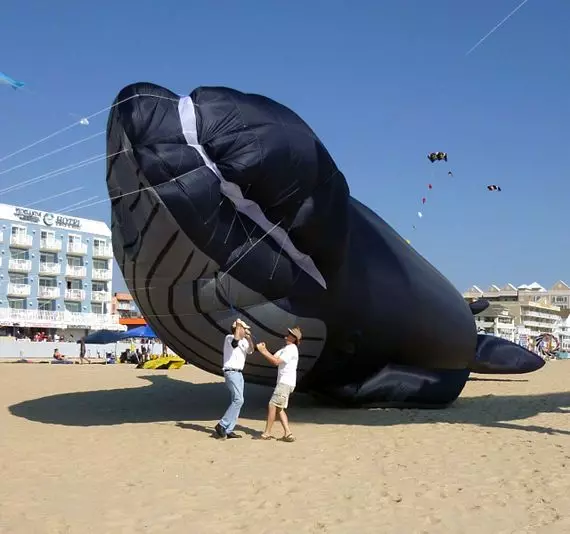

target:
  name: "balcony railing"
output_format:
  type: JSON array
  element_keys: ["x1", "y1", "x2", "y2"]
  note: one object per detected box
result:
[
  {"x1": 0, "y1": 309, "x2": 125, "y2": 331},
  {"x1": 7, "y1": 283, "x2": 31, "y2": 297},
  {"x1": 65, "y1": 265, "x2": 87, "y2": 278},
  {"x1": 39, "y1": 238, "x2": 63, "y2": 252},
  {"x1": 92, "y1": 244, "x2": 113, "y2": 258},
  {"x1": 92, "y1": 269, "x2": 112, "y2": 281},
  {"x1": 39, "y1": 262, "x2": 61, "y2": 275},
  {"x1": 10, "y1": 234, "x2": 33, "y2": 248},
  {"x1": 8, "y1": 259, "x2": 32, "y2": 272},
  {"x1": 91, "y1": 291, "x2": 111, "y2": 302},
  {"x1": 67, "y1": 242, "x2": 88, "y2": 255},
  {"x1": 65, "y1": 289, "x2": 85, "y2": 301},
  {"x1": 38, "y1": 286, "x2": 60, "y2": 299}
]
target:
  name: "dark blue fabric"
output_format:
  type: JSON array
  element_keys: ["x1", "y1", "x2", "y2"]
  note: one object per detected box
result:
[{"x1": 106, "y1": 82, "x2": 545, "y2": 408}]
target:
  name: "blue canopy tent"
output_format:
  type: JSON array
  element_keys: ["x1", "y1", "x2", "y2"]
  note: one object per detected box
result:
[
  {"x1": 117, "y1": 325, "x2": 157, "y2": 340},
  {"x1": 81, "y1": 329, "x2": 124, "y2": 344}
]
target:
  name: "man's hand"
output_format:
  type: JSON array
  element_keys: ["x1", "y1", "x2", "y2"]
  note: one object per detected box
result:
[{"x1": 256, "y1": 342, "x2": 266, "y2": 352}]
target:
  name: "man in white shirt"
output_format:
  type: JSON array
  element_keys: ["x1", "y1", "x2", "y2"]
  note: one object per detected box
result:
[
  {"x1": 214, "y1": 318, "x2": 254, "y2": 439},
  {"x1": 256, "y1": 326, "x2": 301, "y2": 442}
]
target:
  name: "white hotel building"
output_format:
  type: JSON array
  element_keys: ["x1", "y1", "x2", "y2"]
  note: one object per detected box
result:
[
  {"x1": 0, "y1": 202, "x2": 124, "y2": 337},
  {"x1": 463, "y1": 281, "x2": 569, "y2": 346}
]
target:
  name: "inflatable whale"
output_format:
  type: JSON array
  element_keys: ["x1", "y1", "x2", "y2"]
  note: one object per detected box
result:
[{"x1": 106, "y1": 82, "x2": 544, "y2": 408}]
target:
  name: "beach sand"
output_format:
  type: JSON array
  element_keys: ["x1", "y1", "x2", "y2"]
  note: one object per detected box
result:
[{"x1": 0, "y1": 361, "x2": 568, "y2": 534}]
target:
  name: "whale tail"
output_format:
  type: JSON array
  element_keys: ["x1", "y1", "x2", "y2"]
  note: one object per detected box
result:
[{"x1": 470, "y1": 334, "x2": 545, "y2": 374}]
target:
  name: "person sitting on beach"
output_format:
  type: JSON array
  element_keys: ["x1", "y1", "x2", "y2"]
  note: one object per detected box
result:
[
  {"x1": 214, "y1": 318, "x2": 254, "y2": 440},
  {"x1": 256, "y1": 327, "x2": 302, "y2": 443},
  {"x1": 53, "y1": 348, "x2": 65, "y2": 361}
]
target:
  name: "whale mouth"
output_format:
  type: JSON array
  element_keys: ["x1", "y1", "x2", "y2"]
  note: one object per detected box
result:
[{"x1": 176, "y1": 95, "x2": 327, "y2": 291}]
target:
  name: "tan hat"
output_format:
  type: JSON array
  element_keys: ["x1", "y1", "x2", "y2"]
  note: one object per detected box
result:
[
  {"x1": 287, "y1": 327, "x2": 302, "y2": 341},
  {"x1": 232, "y1": 318, "x2": 251, "y2": 330}
]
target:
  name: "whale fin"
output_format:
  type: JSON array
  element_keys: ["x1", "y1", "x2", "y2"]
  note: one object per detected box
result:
[
  {"x1": 469, "y1": 299, "x2": 489, "y2": 315},
  {"x1": 470, "y1": 334, "x2": 545, "y2": 374},
  {"x1": 308, "y1": 364, "x2": 470, "y2": 408}
]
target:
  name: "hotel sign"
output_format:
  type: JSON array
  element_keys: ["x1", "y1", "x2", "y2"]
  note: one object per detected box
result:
[{"x1": 13, "y1": 207, "x2": 81, "y2": 230}]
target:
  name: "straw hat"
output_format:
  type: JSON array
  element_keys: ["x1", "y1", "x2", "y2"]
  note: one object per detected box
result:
[
  {"x1": 287, "y1": 327, "x2": 302, "y2": 341},
  {"x1": 232, "y1": 318, "x2": 251, "y2": 330}
]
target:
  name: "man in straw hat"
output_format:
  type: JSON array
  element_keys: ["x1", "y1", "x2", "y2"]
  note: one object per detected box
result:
[
  {"x1": 214, "y1": 318, "x2": 254, "y2": 439},
  {"x1": 256, "y1": 326, "x2": 302, "y2": 442}
]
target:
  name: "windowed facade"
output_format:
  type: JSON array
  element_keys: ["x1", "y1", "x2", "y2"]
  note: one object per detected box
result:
[{"x1": 0, "y1": 202, "x2": 121, "y2": 332}]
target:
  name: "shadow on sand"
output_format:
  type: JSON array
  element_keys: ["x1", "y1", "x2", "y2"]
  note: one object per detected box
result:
[{"x1": 8, "y1": 374, "x2": 570, "y2": 437}]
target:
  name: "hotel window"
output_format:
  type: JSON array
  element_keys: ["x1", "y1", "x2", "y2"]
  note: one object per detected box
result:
[
  {"x1": 66, "y1": 279, "x2": 82, "y2": 290},
  {"x1": 39, "y1": 277, "x2": 57, "y2": 288},
  {"x1": 93, "y1": 259, "x2": 108, "y2": 271},
  {"x1": 92, "y1": 281, "x2": 107, "y2": 293},
  {"x1": 91, "y1": 302, "x2": 103, "y2": 314},
  {"x1": 38, "y1": 300, "x2": 55, "y2": 311},
  {"x1": 67, "y1": 256, "x2": 83, "y2": 267},
  {"x1": 11, "y1": 225, "x2": 27, "y2": 238},
  {"x1": 40, "y1": 230, "x2": 55, "y2": 241},
  {"x1": 93, "y1": 238, "x2": 107, "y2": 248},
  {"x1": 64, "y1": 301, "x2": 81, "y2": 313},
  {"x1": 9, "y1": 248, "x2": 28, "y2": 260},
  {"x1": 8, "y1": 298, "x2": 25, "y2": 309},
  {"x1": 9, "y1": 273, "x2": 28, "y2": 284},
  {"x1": 68, "y1": 234, "x2": 81, "y2": 245},
  {"x1": 40, "y1": 252, "x2": 58, "y2": 264}
]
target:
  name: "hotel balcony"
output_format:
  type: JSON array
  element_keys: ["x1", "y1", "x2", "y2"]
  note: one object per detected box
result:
[
  {"x1": 10, "y1": 234, "x2": 33, "y2": 248},
  {"x1": 7, "y1": 283, "x2": 31, "y2": 297},
  {"x1": 39, "y1": 238, "x2": 63, "y2": 252},
  {"x1": 38, "y1": 286, "x2": 60, "y2": 299},
  {"x1": 65, "y1": 265, "x2": 87, "y2": 278},
  {"x1": 65, "y1": 289, "x2": 86, "y2": 301},
  {"x1": 92, "y1": 268, "x2": 112, "y2": 281},
  {"x1": 67, "y1": 242, "x2": 88, "y2": 255},
  {"x1": 8, "y1": 258, "x2": 32, "y2": 272},
  {"x1": 39, "y1": 262, "x2": 61, "y2": 276},
  {"x1": 0, "y1": 309, "x2": 126, "y2": 331},
  {"x1": 91, "y1": 291, "x2": 111, "y2": 302},
  {"x1": 92, "y1": 244, "x2": 113, "y2": 259}
]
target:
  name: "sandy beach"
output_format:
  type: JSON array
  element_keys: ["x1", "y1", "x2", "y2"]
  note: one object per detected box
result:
[{"x1": 0, "y1": 361, "x2": 568, "y2": 534}]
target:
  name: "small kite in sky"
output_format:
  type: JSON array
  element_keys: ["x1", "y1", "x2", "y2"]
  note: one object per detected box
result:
[{"x1": 0, "y1": 71, "x2": 25, "y2": 90}]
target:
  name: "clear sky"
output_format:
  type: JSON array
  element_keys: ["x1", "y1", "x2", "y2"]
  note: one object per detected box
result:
[{"x1": 1, "y1": 0, "x2": 567, "y2": 294}]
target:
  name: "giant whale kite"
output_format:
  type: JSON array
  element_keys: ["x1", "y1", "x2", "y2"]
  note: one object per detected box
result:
[{"x1": 106, "y1": 82, "x2": 544, "y2": 408}]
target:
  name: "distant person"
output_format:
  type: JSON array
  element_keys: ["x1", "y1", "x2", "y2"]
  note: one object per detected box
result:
[
  {"x1": 214, "y1": 318, "x2": 254, "y2": 440},
  {"x1": 79, "y1": 338, "x2": 90, "y2": 364},
  {"x1": 52, "y1": 348, "x2": 73, "y2": 364},
  {"x1": 256, "y1": 327, "x2": 301, "y2": 442}
]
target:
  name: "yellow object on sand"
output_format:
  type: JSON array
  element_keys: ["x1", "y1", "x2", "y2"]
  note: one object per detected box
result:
[{"x1": 137, "y1": 355, "x2": 185, "y2": 370}]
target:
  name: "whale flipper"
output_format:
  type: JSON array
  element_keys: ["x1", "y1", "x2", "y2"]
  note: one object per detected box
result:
[
  {"x1": 470, "y1": 334, "x2": 545, "y2": 374},
  {"x1": 469, "y1": 299, "x2": 490, "y2": 315},
  {"x1": 310, "y1": 364, "x2": 471, "y2": 408}
]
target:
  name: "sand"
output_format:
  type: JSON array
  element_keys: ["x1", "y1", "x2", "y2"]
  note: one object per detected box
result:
[{"x1": 0, "y1": 361, "x2": 568, "y2": 534}]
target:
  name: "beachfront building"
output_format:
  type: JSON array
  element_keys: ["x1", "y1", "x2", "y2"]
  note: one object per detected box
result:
[
  {"x1": 464, "y1": 282, "x2": 566, "y2": 340},
  {"x1": 464, "y1": 281, "x2": 570, "y2": 309},
  {"x1": 111, "y1": 291, "x2": 146, "y2": 329},
  {"x1": 0, "y1": 202, "x2": 124, "y2": 338},
  {"x1": 474, "y1": 303, "x2": 517, "y2": 342}
]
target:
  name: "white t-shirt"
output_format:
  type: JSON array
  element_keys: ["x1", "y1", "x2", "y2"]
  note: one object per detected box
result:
[
  {"x1": 222, "y1": 334, "x2": 252, "y2": 370},
  {"x1": 276, "y1": 344, "x2": 299, "y2": 388}
]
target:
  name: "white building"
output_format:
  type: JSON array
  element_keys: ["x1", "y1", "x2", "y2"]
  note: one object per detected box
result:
[{"x1": 0, "y1": 202, "x2": 125, "y2": 338}]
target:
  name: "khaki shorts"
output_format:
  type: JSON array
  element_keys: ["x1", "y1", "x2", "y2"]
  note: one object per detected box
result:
[{"x1": 269, "y1": 383, "x2": 295, "y2": 409}]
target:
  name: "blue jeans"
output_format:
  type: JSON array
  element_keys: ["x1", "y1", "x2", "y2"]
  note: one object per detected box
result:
[{"x1": 219, "y1": 370, "x2": 245, "y2": 433}]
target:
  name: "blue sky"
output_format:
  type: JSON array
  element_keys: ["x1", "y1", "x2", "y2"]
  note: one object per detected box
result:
[{"x1": 0, "y1": 0, "x2": 567, "y2": 293}]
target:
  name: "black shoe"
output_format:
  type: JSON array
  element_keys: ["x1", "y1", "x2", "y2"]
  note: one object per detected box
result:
[
  {"x1": 214, "y1": 423, "x2": 227, "y2": 439},
  {"x1": 226, "y1": 432, "x2": 242, "y2": 439}
]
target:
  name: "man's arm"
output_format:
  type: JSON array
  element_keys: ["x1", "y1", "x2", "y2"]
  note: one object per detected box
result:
[
  {"x1": 244, "y1": 333, "x2": 254, "y2": 354},
  {"x1": 256, "y1": 343, "x2": 289, "y2": 367}
]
